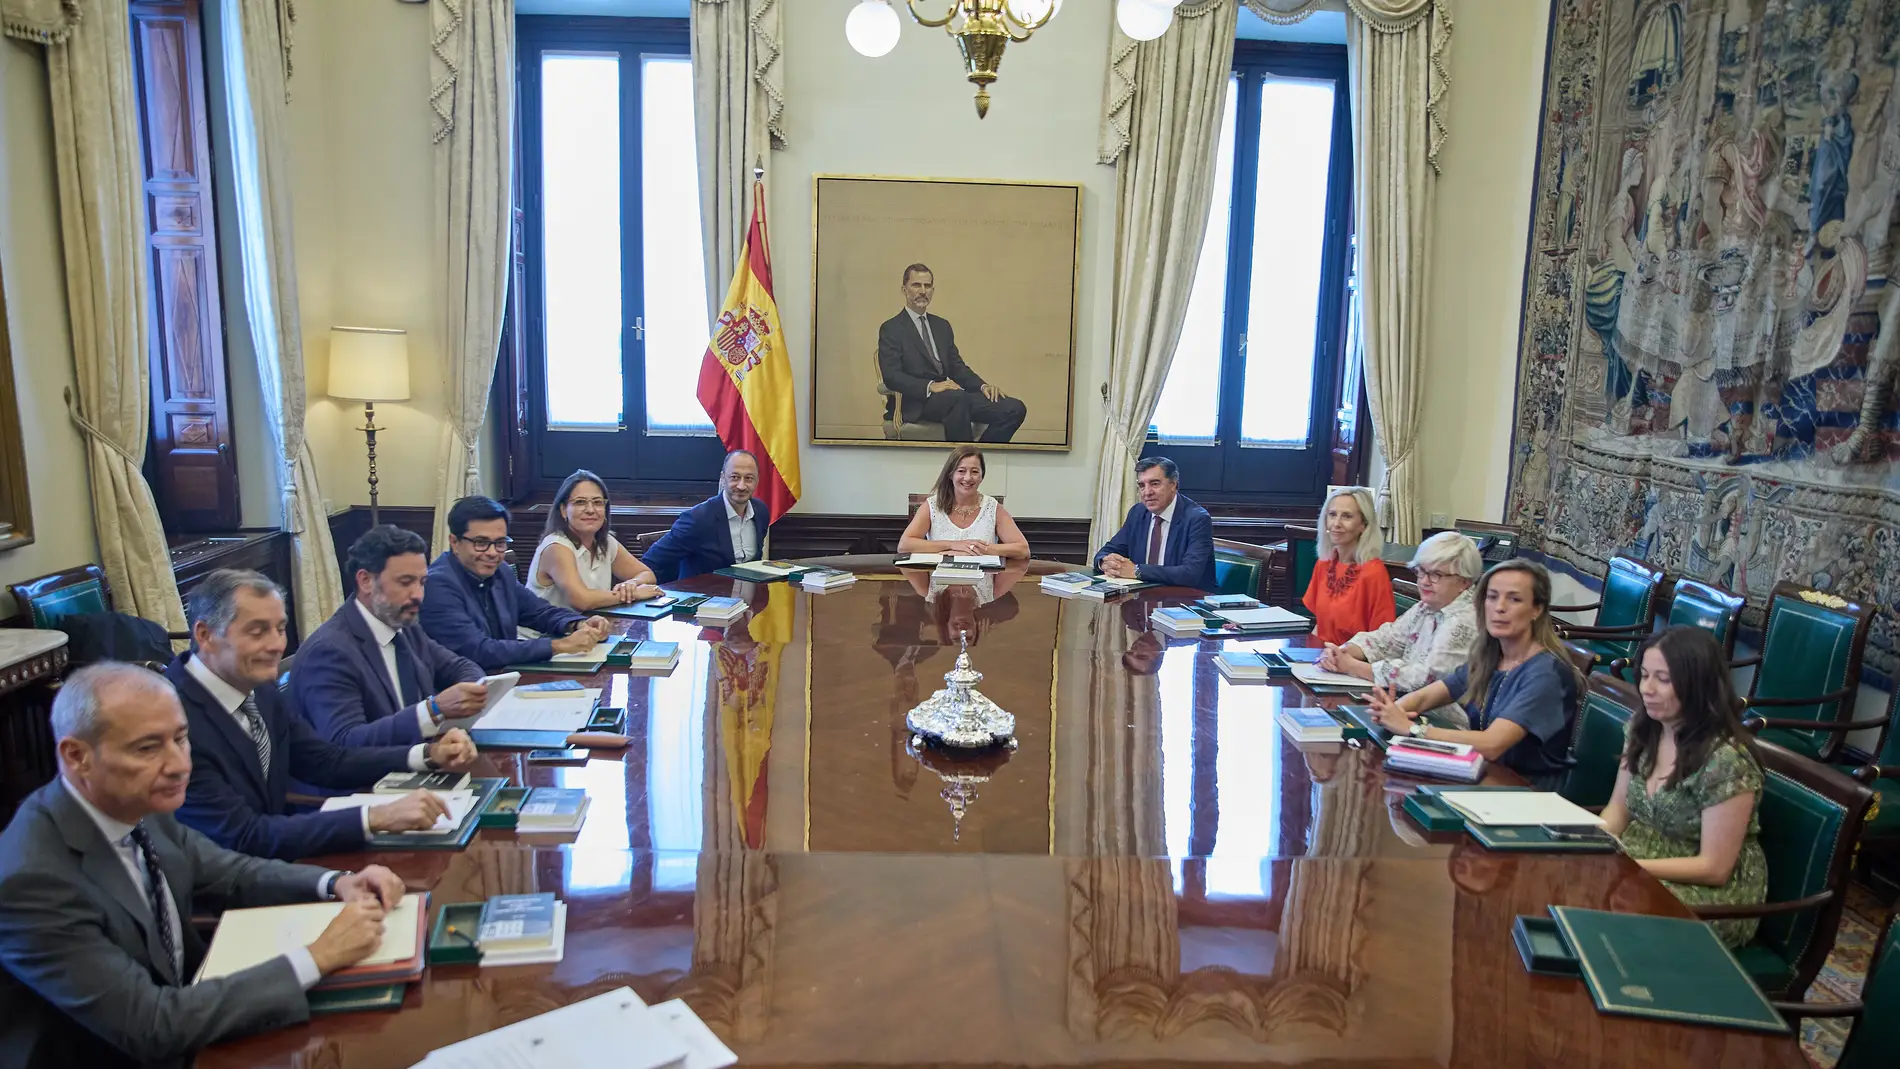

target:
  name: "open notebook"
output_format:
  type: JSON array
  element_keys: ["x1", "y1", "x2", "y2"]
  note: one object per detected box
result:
[{"x1": 196, "y1": 894, "x2": 424, "y2": 983}]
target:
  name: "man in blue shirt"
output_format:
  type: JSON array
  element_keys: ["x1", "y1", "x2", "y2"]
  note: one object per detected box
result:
[{"x1": 419, "y1": 497, "x2": 612, "y2": 672}]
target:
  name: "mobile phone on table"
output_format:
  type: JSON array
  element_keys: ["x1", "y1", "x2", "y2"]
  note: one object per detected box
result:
[
  {"x1": 526, "y1": 748, "x2": 589, "y2": 764},
  {"x1": 1397, "y1": 738, "x2": 1462, "y2": 755},
  {"x1": 1540, "y1": 823, "x2": 1614, "y2": 844},
  {"x1": 647, "y1": 595, "x2": 676, "y2": 607}
]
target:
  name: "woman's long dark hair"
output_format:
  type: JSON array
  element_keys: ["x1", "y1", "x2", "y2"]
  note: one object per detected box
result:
[
  {"x1": 1622, "y1": 626, "x2": 1753, "y2": 790},
  {"x1": 931, "y1": 445, "x2": 986, "y2": 517},
  {"x1": 543, "y1": 469, "x2": 613, "y2": 561}
]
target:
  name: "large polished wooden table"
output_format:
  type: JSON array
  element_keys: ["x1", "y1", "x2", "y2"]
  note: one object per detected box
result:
[{"x1": 203, "y1": 558, "x2": 1806, "y2": 1069}]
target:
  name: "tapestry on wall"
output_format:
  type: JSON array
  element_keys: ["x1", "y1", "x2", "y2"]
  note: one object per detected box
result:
[{"x1": 1505, "y1": 0, "x2": 1900, "y2": 678}]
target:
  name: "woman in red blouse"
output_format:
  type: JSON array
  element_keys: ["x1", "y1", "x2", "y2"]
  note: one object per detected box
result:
[{"x1": 1302, "y1": 486, "x2": 1396, "y2": 644}]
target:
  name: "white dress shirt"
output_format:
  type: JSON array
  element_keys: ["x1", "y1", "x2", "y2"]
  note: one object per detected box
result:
[
  {"x1": 59, "y1": 777, "x2": 325, "y2": 989},
  {"x1": 354, "y1": 600, "x2": 442, "y2": 739},
  {"x1": 724, "y1": 496, "x2": 758, "y2": 564},
  {"x1": 183, "y1": 655, "x2": 427, "y2": 837},
  {"x1": 1146, "y1": 497, "x2": 1180, "y2": 568}
]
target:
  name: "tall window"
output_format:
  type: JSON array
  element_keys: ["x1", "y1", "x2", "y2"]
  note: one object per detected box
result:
[
  {"x1": 1146, "y1": 42, "x2": 1355, "y2": 505},
  {"x1": 519, "y1": 17, "x2": 719, "y2": 488}
]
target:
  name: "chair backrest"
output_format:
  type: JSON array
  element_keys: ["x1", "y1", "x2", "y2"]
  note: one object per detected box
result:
[
  {"x1": 1391, "y1": 578, "x2": 1420, "y2": 616},
  {"x1": 1752, "y1": 738, "x2": 1873, "y2": 999},
  {"x1": 1449, "y1": 518, "x2": 1519, "y2": 562},
  {"x1": 1595, "y1": 555, "x2": 1664, "y2": 630},
  {"x1": 1559, "y1": 639, "x2": 1597, "y2": 679},
  {"x1": 634, "y1": 529, "x2": 665, "y2": 551},
  {"x1": 905, "y1": 493, "x2": 1008, "y2": 518},
  {"x1": 1210, "y1": 537, "x2": 1273, "y2": 601},
  {"x1": 1664, "y1": 577, "x2": 1745, "y2": 656},
  {"x1": 1873, "y1": 686, "x2": 1900, "y2": 768},
  {"x1": 8, "y1": 565, "x2": 114, "y2": 629},
  {"x1": 1562, "y1": 674, "x2": 1638, "y2": 807},
  {"x1": 1837, "y1": 912, "x2": 1900, "y2": 1069},
  {"x1": 1749, "y1": 582, "x2": 1874, "y2": 760},
  {"x1": 1285, "y1": 524, "x2": 1317, "y2": 611}
]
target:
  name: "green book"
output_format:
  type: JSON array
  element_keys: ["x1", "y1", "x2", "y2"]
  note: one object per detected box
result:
[
  {"x1": 307, "y1": 983, "x2": 406, "y2": 1014},
  {"x1": 1467, "y1": 822, "x2": 1618, "y2": 853},
  {"x1": 1547, "y1": 906, "x2": 1789, "y2": 1034}
]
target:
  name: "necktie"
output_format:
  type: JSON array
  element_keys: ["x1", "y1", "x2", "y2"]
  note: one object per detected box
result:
[
  {"x1": 392, "y1": 631, "x2": 425, "y2": 705},
  {"x1": 915, "y1": 315, "x2": 942, "y2": 371},
  {"x1": 237, "y1": 693, "x2": 272, "y2": 779},
  {"x1": 127, "y1": 825, "x2": 180, "y2": 980},
  {"x1": 1147, "y1": 515, "x2": 1165, "y2": 566}
]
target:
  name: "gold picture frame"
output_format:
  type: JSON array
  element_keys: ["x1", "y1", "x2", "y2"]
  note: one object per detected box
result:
[{"x1": 807, "y1": 174, "x2": 1080, "y2": 451}]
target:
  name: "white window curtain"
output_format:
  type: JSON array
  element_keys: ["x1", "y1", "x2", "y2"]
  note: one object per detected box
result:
[
  {"x1": 430, "y1": 0, "x2": 514, "y2": 553},
  {"x1": 690, "y1": 0, "x2": 785, "y2": 323},
  {"x1": 220, "y1": 0, "x2": 344, "y2": 636}
]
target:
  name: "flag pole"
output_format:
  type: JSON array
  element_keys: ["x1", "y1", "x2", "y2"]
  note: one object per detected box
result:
[{"x1": 752, "y1": 157, "x2": 771, "y2": 270}]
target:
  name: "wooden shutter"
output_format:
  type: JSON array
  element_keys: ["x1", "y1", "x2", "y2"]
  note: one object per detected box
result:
[
  {"x1": 495, "y1": 78, "x2": 532, "y2": 501},
  {"x1": 131, "y1": 0, "x2": 240, "y2": 532}
]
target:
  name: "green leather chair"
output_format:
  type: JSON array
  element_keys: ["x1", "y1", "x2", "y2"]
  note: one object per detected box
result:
[
  {"x1": 7, "y1": 564, "x2": 113, "y2": 628},
  {"x1": 1560, "y1": 674, "x2": 1638, "y2": 808},
  {"x1": 1552, "y1": 556, "x2": 1665, "y2": 673},
  {"x1": 1605, "y1": 577, "x2": 1746, "y2": 680},
  {"x1": 1211, "y1": 537, "x2": 1273, "y2": 601},
  {"x1": 1391, "y1": 578, "x2": 1420, "y2": 617},
  {"x1": 1283, "y1": 523, "x2": 1317, "y2": 616},
  {"x1": 1772, "y1": 911, "x2": 1900, "y2": 1069},
  {"x1": 1734, "y1": 582, "x2": 1876, "y2": 763},
  {"x1": 1692, "y1": 739, "x2": 1874, "y2": 999}
]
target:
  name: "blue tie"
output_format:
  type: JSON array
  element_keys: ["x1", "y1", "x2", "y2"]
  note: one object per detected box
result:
[{"x1": 127, "y1": 825, "x2": 180, "y2": 980}]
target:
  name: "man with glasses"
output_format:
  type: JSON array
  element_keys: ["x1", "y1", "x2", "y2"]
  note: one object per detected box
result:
[
  {"x1": 640, "y1": 450, "x2": 774, "y2": 583},
  {"x1": 420, "y1": 497, "x2": 614, "y2": 672}
]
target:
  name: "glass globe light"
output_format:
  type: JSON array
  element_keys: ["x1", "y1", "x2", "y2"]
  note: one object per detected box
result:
[
  {"x1": 1116, "y1": 0, "x2": 1174, "y2": 41},
  {"x1": 846, "y1": 0, "x2": 901, "y2": 58},
  {"x1": 1009, "y1": 0, "x2": 1063, "y2": 23}
]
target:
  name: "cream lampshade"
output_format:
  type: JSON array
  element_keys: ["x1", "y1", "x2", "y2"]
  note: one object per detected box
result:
[{"x1": 328, "y1": 326, "x2": 411, "y2": 524}]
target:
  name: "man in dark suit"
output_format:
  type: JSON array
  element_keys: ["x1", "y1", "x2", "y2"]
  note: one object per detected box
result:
[
  {"x1": 289, "y1": 525, "x2": 489, "y2": 747},
  {"x1": 420, "y1": 496, "x2": 612, "y2": 671},
  {"x1": 0, "y1": 662, "x2": 404, "y2": 1069},
  {"x1": 876, "y1": 263, "x2": 1027, "y2": 443},
  {"x1": 170, "y1": 568, "x2": 479, "y2": 860},
  {"x1": 642, "y1": 450, "x2": 774, "y2": 583},
  {"x1": 1094, "y1": 456, "x2": 1218, "y2": 592}
]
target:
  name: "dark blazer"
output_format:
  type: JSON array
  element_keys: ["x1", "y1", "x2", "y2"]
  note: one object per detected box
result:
[
  {"x1": 1094, "y1": 494, "x2": 1219, "y2": 592},
  {"x1": 289, "y1": 600, "x2": 482, "y2": 747},
  {"x1": 877, "y1": 310, "x2": 986, "y2": 423},
  {"x1": 167, "y1": 654, "x2": 413, "y2": 861},
  {"x1": 420, "y1": 552, "x2": 585, "y2": 671},
  {"x1": 640, "y1": 495, "x2": 771, "y2": 583},
  {"x1": 0, "y1": 779, "x2": 327, "y2": 1069}
]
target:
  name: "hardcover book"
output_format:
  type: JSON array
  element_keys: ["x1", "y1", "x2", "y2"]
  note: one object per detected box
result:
[{"x1": 477, "y1": 892, "x2": 559, "y2": 952}]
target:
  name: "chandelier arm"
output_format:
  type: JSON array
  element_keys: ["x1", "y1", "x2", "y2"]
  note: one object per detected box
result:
[
  {"x1": 1000, "y1": 1, "x2": 1055, "y2": 34},
  {"x1": 905, "y1": 0, "x2": 958, "y2": 29}
]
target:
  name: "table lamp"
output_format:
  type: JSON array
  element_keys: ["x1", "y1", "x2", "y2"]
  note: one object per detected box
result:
[{"x1": 328, "y1": 326, "x2": 411, "y2": 526}]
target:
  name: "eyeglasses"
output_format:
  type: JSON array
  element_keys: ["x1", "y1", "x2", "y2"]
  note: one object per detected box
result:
[
  {"x1": 568, "y1": 498, "x2": 607, "y2": 512},
  {"x1": 1415, "y1": 568, "x2": 1463, "y2": 583},
  {"x1": 460, "y1": 536, "x2": 513, "y2": 553}
]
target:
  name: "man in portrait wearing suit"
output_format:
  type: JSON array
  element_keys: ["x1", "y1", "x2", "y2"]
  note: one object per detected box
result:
[
  {"x1": 289, "y1": 525, "x2": 490, "y2": 747},
  {"x1": 169, "y1": 568, "x2": 479, "y2": 861},
  {"x1": 1094, "y1": 456, "x2": 1218, "y2": 592},
  {"x1": 641, "y1": 450, "x2": 774, "y2": 583},
  {"x1": 0, "y1": 663, "x2": 404, "y2": 1069},
  {"x1": 876, "y1": 263, "x2": 1028, "y2": 443},
  {"x1": 420, "y1": 495, "x2": 611, "y2": 672}
]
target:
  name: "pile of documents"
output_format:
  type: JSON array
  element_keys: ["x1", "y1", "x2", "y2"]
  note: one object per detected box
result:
[
  {"x1": 473, "y1": 689, "x2": 601, "y2": 736},
  {"x1": 1290, "y1": 662, "x2": 1372, "y2": 695},
  {"x1": 411, "y1": 986, "x2": 735, "y2": 1069},
  {"x1": 800, "y1": 566, "x2": 856, "y2": 591},
  {"x1": 1207, "y1": 605, "x2": 1309, "y2": 633},
  {"x1": 1385, "y1": 738, "x2": 1486, "y2": 782},
  {"x1": 1435, "y1": 789, "x2": 1605, "y2": 829},
  {"x1": 897, "y1": 552, "x2": 1002, "y2": 569}
]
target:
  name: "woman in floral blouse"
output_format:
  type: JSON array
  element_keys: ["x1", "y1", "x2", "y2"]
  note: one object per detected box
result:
[
  {"x1": 1320, "y1": 531, "x2": 1483, "y2": 726},
  {"x1": 1599, "y1": 626, "x2": 1768, "y2": 948},
  {"x1": 1301, "y1": 487, "x2": 1395, "y2": 644}
]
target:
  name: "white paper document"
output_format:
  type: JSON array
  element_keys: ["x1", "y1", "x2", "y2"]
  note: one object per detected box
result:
[
  {"x1": 470, "y1": 673, "x2": 520, "y2": 715},
  {"x1": 474, "y1": 689, "x2": 600, "y2": 733},
  {"x1": 1099, "y1": 576, "x2": 1144, "y2": 587},
  {"x1": 414, "y1": 986, "x2": 697, "y2": 1069},
  {"x1": 549, "y1": 636, "x2": 623, "y2": 664},
  {"x1": 1291, "y1": 663, "x2": 1371, "y2": 689},
  {"x1": 1215, "y1": 605, "x2": 1309, "y2": 628},
  {"x1": 1436, "y1": 790, "x2": 1606, "y2": 827},
  {"x1": 650, "y1": 999, "x2": 738, "y2": 1069},
  {"x1": 951, "y1": 554, "x2": 1002, "y2": 568},
  {"x1": 197, "y1": 894, "x2": 422, "y2": 981},
  {"x1": 322, "y1": 790, "x2": 477, "y2": 832}
]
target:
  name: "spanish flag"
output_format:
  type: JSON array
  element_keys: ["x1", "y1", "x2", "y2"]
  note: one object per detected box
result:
[{"x1": 697, "y1": 183, "x2": 801, "y2": 519}]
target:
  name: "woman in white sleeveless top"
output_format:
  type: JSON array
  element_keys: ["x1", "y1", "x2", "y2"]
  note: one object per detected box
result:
[
  {"x1": 897, "y1": 445, "x2": 1030, "y2": 559},
  {"x1": 528, "y1": 470, "x2": 663, "y2": 610}
]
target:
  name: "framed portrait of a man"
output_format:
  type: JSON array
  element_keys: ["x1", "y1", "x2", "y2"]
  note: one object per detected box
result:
[{"x1": 809, "y1": 175, "x2": 1080, "y2": 450}]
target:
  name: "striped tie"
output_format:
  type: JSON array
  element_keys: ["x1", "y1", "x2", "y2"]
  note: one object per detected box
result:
[
  {"x1": 127, "y1": 825, "x2": 180, "y2": 980},
  {"x1": 237, "y1": 693, "x2": 272, "y2": 779}
]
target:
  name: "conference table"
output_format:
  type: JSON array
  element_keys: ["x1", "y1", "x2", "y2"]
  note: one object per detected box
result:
[{"x1": 202, "y1": 557, "x2": 1807, "y2": 1069}]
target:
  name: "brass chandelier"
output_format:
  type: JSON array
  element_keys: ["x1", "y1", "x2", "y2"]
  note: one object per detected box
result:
[{"x1": 846, "y1": 0, "x2": 1061, "y2": 118}]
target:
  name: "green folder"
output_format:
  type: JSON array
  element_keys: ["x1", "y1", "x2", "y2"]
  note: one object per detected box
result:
[
  {"x1": 308, "y1": 983, "x2": 406, "y2": 1014},
  {"x1": 1467, "y1": 822, "x2": 1618, "y2": 853},
  {"x1": 362, "y1": 776, "x2": 505, "y2": 850},
  {"x1": 1547, "y1": 906, "x2": 1788, "y2": 1034}
]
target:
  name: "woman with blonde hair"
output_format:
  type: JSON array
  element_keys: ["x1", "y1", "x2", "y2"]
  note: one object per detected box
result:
[
  {"x1": 1368, "y1": 559, "x2": 1583, "y2": 789},
  {"x1": 897, "y1": 444, "x2": 1030, "y2": 559},
  {"x1": 1302, "y1": 486, "x2": 1395, "y2": 644}
]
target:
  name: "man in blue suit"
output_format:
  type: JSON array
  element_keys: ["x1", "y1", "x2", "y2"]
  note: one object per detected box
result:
[
  {"x1": 420, "y1": 496, "x2": 612, "y2": 672},
  {"x1": 1094, "y1": 456, "x2": 1218, "y2": 592},
  {"x1": 641, "y1": 450, "x2": 773, "y2": 583},
  {"x1": 289, "y1": 526, "x2": 490, "y2": 747},
  {"x1": 169, "y1": 569, "x2": 478, "y2": 860}
]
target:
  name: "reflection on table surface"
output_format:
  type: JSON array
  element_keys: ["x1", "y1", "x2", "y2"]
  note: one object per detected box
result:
[{"x1": 200, "y1": 560, "x2": 1805, "y2": 1069}]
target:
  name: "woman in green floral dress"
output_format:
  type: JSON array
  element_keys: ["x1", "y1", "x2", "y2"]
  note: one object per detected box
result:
[{"x1": 1599, "y1": 627, "x2": 1768, "y2": 948}]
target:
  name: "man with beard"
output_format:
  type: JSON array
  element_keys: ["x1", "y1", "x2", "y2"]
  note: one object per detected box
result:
[{"x1": 289, "y1": 526, "x2": 489, "y2": 747}]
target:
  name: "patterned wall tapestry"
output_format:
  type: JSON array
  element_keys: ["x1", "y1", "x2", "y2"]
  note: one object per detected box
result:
[{"x1": 1506, "y1": 0, "x2": 1900, "y2": 678}]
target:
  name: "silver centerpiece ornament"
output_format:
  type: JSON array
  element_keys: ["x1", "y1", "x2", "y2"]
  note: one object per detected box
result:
[{"x1": 906, "y1": 629, "x2": 1016, "y2": 751}]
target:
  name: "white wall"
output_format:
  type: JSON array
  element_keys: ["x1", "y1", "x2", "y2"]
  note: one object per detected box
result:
[{"x1": 0, "y1": 38, "x2": 102, "y2": 616}]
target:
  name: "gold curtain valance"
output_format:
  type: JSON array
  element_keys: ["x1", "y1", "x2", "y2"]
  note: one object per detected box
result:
[{"x1": 2, "y1": 0, "x2": 80, "y2": 45}]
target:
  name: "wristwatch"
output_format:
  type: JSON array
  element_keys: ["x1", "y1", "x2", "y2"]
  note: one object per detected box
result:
[
  {"x1": 1409, "y1": 721, "x2": 1431, "y2": 739},
  {"x1": 323, "y1": 870, "x2": 355, "y2": 901}
]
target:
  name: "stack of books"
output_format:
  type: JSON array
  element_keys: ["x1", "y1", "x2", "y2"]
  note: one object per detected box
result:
[
  {"x1": 694, "y1": 595, "x2": 747, "y2": 625},
  {"x1": 1040, "y1": 571, "x2": 1095, "y2": 597},
  {"x1": 933, "y1": 560, "x2": 985, "y2": 584},
  {"x1": 476, "y1": 892, "x2": 567, "y2": 967},
  {"x1": 1215, "y1": 649, "x2": 1282, "y2": 682},
  {"x1": 800, "y1": 566, "x2": 857, "y2": 591},
  {"x1": 517, "y1": 787, "x2": 590, "y2": 833},
  {"x1": 1209, "y1": 605, "x2": 1310, "y2": 634},
  {"x1": 1384, "y1": 738, "x2": 1486, "y2": 782},
  {"x1": 1276, "y1": 706, "x2": 1349, "y2": 744},
  {"x1": 1198, "y1": 593, "x2": 1260, "y2": 610},
  {"x1": 621, "y1": 639, "x2": 680, "y2": 673},
  {"x1": 1149, "y1": 605, "x2": 1206, "y2": 637},
  {"x1": 717, "y1": 559, "x2": 807, "y2": 582}
]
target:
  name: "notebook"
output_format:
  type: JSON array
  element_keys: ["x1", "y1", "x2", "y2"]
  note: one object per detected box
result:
[{"x1": 197, "y1": 894, "x2": 426, "y2": 987}]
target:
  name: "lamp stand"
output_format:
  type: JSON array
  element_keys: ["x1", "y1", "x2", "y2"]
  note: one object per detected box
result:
[{"x1": 360, "y1": 402, "x2": 382, "y2": 526}]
